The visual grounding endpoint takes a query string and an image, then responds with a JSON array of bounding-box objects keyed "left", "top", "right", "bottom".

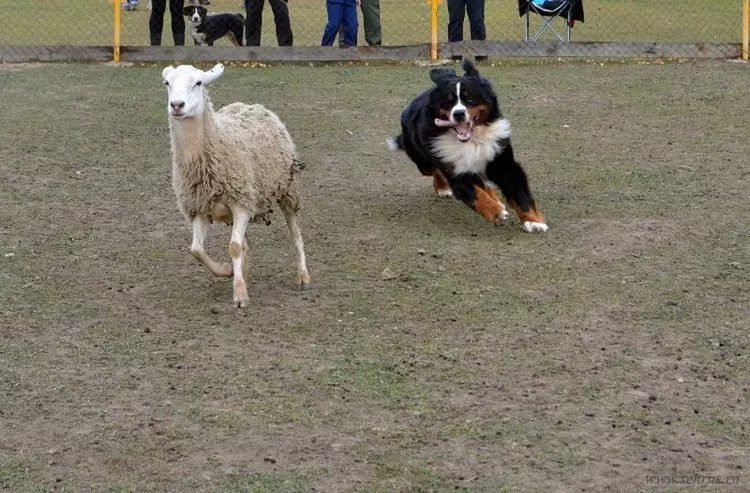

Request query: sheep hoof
[
  {"left": 297, "top": 271, "right": 311, "bottom": 289},
  {"left": 218, "top": 263, "right": 233, "bottom": 277},
  {"left": 234, "top": 281, "right": 249, "bottom": 307}
]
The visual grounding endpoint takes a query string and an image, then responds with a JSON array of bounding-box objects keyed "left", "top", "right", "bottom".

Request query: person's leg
[
  {"left": 322, "top": 1, "right": 344, "bottom": 46},
  {"left": 169, "top": 0, "right": 185, "bottom": 45},
  {"left": 341, "top": 2, "right": 358, "bottom": 47},
  {"left": 446, "top": 0, "right": 466, "bottom": 42},
  {"left": 149, "top": 0, "right": 166, "bottom": 45},
  {"left": 466, "top": 0, "right": 486, "bottom": 40},
  {"left": 268, "top": 0, "right": 293, "bottom": 46},
  {"left": 245, "top": 0, "right": 264, "bottom": 46},
  {"left": 360, "top": 0, "right": 381, "bottom": 46}
]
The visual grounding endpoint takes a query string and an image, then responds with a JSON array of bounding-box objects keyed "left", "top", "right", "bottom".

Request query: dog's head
[
  {"left": 183, "top": 5, "right": 207, "bottom": 26},
  {"left": 428, "top": 60, "right": 501, "bottom": 143}
]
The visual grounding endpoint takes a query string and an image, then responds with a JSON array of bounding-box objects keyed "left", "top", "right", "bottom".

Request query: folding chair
[{"left": 518, "top": 0, "right": 584, "bottom": 42}]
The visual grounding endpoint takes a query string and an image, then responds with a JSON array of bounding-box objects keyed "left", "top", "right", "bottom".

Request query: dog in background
[
  {"left": 388, "top": 59, "right": 548, "bottom": 233},
  {"left": 184, "top": 3, "right": 245, "bottom": 46}
]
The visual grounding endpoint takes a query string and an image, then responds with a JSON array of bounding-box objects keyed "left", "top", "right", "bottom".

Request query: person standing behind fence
[
  {"left": 150, "top": 0, "right": 185, "bottom": 45},
  {"left": 338, "top": 0, "right": 381, "bottom": 47},
  {"left": 245, "top": 0, "right": 294, "bottom": 46},
  {"left": 322, "top": 0, "right": 360, "bottom": 47},
  {"left": 447, "top": 0, "right": 486, "bottom": 43}
]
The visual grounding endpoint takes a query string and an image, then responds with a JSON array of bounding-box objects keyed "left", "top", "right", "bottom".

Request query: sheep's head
[{"left": 161, "top": 63, "right": 224, "bottom": 120}]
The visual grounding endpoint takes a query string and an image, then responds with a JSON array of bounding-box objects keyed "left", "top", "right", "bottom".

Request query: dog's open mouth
[{"left": 434, "top": 118, "right": 473, "bottom": 142}]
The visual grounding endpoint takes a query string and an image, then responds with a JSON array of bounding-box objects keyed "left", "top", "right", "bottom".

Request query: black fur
[
  {"left": 390, "top": 59, "right": 546, "bottom": 229},
  {"left": 184, "top": 6, "right": 244, "bottom": 46}
]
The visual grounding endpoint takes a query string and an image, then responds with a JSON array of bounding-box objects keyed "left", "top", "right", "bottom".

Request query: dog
[
  {"left": 387, "top": 60, "right": 548, "bottom": 233},
  {"left": 184, "top": 5, "right": 245, "bottom": 46}
]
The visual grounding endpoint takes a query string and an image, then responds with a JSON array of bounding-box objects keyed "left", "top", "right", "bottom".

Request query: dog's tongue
[
  {"left": 434, "top": 118, "right": 455, "bottom": 128},
  {"left": 455, "top": 122, "right": 472, "bottom": 141}
]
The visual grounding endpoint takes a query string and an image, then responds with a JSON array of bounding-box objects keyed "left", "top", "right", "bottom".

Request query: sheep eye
[
  {"left": 164, "top": 80, "right": 169, "bottom": 86},
  {"left": 195, "top": 81, "right": 202, "bottom": 86}
]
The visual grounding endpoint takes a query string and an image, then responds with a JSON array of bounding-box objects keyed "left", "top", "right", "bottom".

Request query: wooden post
[
  {"left": 431, "top": 0, "right": 439, "bottom": 61},
  {"left": 114, "top": 0, "right": 121, "bottom": 63},
  {"left": 743, "top": 0, "right": 749, "bottom": 60}
]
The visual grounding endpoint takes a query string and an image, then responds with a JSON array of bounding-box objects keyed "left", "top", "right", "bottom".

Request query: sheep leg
[
  {"left": 228, "top": 207, "right": 252, "bottom": 308},
  {"left": 190, "top": 215, "right": 232, "bottom": 277},
  {"left": 280, "top": 202, "right": 311, "bottom": 288}
]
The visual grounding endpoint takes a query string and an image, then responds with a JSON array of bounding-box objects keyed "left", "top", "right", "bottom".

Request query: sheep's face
[{"left": 162, "top": 63, "right": 224, "bottom": 120}]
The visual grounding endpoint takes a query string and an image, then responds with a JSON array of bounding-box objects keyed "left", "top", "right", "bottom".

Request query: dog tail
[{"left": 386, "top": 134, "right": 403, "bottom": 152}]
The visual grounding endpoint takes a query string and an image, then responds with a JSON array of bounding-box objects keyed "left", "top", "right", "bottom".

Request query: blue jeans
[{"left": 322, "top": 0, "right": 358, "bottom": 47}]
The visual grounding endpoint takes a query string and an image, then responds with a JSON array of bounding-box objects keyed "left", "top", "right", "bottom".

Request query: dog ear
[
  {"left": 429, "top": 68, "right": 456, "bottom": 85},
  {"left": 462, "top": 59, "right": 479, "bottom": 77}
]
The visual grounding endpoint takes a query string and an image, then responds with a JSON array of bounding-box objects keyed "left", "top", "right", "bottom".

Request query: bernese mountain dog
[{"left": 388, "top": 60, "right": 548, "bottom": 233}]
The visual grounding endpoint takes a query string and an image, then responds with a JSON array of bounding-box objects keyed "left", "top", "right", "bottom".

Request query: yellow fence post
[
  {"left": 114, "top": 0, "right": 121, "bottom": 63},
  {"left": 743, "top": 0, "right": 749, "bottom": 60},
  {"left": 427, "top": 0, "right": 441, "bottom": 62}
]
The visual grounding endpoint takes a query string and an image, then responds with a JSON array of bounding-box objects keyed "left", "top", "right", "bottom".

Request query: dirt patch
[{"left": 1, "top": 61, "right": 748, "bottom": 492}]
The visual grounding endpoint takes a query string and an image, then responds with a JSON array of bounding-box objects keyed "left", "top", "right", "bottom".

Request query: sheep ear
[
  {"left": 201, "top": 63, "right": 224, "bottom": 84},
  {"left": 162, "top": 65, "right": 175, "bottom": 79}
]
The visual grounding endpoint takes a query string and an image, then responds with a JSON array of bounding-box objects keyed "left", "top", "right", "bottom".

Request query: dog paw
[
  {"left": 494, "top": 208, "right": 509, "bottom": 226},
  {"left": 522, "top": 221, "right": 548, "bottom": 233},
  {"left": 436, "top": 189, "right": 453, "bottom": 198}
]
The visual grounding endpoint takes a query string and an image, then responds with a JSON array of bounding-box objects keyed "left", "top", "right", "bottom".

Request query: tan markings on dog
[
  {"left": 432, "top": 171, "right": 451, "bottom": 195},
  {"left": 486, "top": 187, "right": 500, "bottom": 203},
  {"left": 508, "top": 199, "right": 545, "bottom": 224},
  {"left": 438, "top": 108, "right": 451, "bottom": 120},
  {"left": 467, "top": 105, "right": 490, "bottom": 125},
  {"left": 472, "top": 185, "right": 503, "bottom": 223},
  {"left": 229, "top": 241, "right": 243, "bottom": 259}
]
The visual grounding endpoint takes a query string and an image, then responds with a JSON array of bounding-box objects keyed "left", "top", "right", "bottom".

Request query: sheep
[{"left": 161, "top": 63, "right": 310, "bottom": 307}]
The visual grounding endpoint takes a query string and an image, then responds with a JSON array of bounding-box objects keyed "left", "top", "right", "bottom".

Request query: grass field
[
  {"left": 0, "top": 59, "right": 748, "bottom": 492},
  {"left": 0, "top": 0, "right": 743, "bottom": 47}
]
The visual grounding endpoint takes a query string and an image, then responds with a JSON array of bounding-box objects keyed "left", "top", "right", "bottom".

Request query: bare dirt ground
[{"left": 0, "top": 60, "right": 748, "bottom": 492}]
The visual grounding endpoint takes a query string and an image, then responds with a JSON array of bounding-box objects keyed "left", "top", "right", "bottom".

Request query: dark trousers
[
  {"left": 322, "top": 0, "right": 358, "bottom": 47},
  {"left": 149, "top": 0, "right": 185, "bottom": 46},
  {"left": 245, "top": 0, "right": 293, "bottom": 46},
  {"left": 338, "top": 0, "right": 381, "bottom": 47},
  {"left": 447, "top": 0, "right": 486, "bottom": 42}
]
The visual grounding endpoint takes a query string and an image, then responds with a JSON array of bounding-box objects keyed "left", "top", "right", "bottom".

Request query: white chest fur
[{"left": 430, "top": 118, "right": 512, "bottom": 175}]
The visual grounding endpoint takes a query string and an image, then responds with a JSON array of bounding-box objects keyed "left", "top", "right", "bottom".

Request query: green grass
[
  {"left": 0, "top": 60, "right": 748, "bottom": 492},
  {"left": 0, "top": 0, "right": 742, "bottom": 47}
]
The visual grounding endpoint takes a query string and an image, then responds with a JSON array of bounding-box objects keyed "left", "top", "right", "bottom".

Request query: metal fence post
[
  {"left": 114, "top": 0, "right": 121, "bottom": 63},
  {"left": 743, "top": 0, "right": 749, "bottom": 60}
]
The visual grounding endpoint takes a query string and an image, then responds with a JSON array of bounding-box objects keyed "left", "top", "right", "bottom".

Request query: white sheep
[{"left": 161, "top": 63, "right": 310, "bottom": 307}]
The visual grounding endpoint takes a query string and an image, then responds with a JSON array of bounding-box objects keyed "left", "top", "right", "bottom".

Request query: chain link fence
[{"left": 0, "top": 0, "right": 746, "bottom": 62}]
